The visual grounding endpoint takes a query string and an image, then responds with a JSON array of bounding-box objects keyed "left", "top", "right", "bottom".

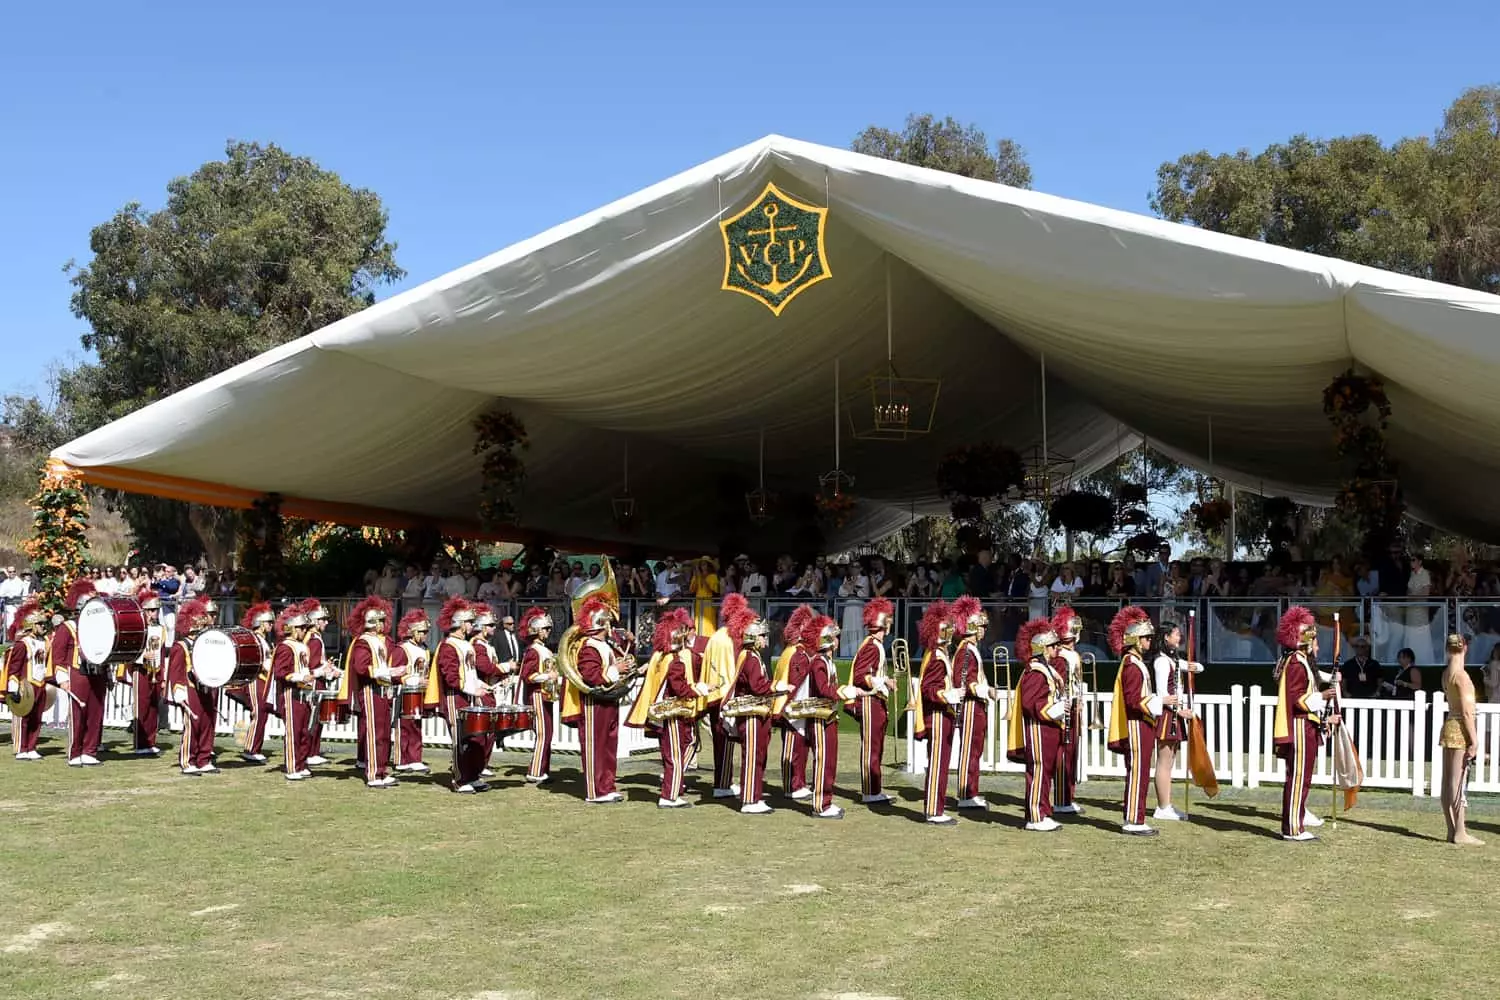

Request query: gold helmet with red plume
[
  {"left": 1108, "top": 606, "right": 1154, "bottom": 656},
  {"left": 438, "top": 597, "right": 476, "bottom": 634},
  {"left": 274, "top": 602, "right": 311, "bottom": 639},
  {"left": 178, "top": 598, "right": 214, "bottom": 635},
  {"left": 8, "top": 599, "right": 46, "bottom": 641},
  {"left": 472, "top": 605, "right": 498, "bottom": 628},
  {"left": 651, "top": 608, "right": 693, "bottom": 653},
  {"left": 802, "top": 614, "right": 839, "bottom": 652},
  {"left": 518, "top": 606, "right": 553, "bottom": 638},
  {"left": 135, "top": 587, "right": 161, "bottom": 612},
  {"left": 397, "top": 609, "right": 431, "bottom": 641},
  {"left": 919, "top": 600, "right": 954, "bottom": 650},
  {"left": 1051, "top": 605, "right": 1083, "bottom": 644},
  {"left": 576, "top": 593, "right": 614, "bottom": 634},
  {"left": 782, "top": 605, "right": 815, "bottom": 648},
  {"left": 949, "top": 596, "right": 987, "bottom": 638},
  {"left": 721, "top": 593, "right": 766, "bottom": 647},
  {"left": 1017, "top": 617, "right": 1061, "bottom": 660},
  {"left": 64, "top": 578, "right": 96, "bottom": 613},
  {"left": 302, "top": 599, "right": 330, "bottom": 626},
  {"left": 863, "top": 597, "right": 895, "bottom": 633},
  {"left": 345, "top": 596, "right": 392, "bottom": 635},
  {"left": 241, "top": 602, "right": 275, "bottom": 630},
  {"left": 1276, "top": 606, "right": 1318, "bottom": 650}
]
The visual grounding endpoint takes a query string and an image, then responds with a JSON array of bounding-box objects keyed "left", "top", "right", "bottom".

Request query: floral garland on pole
[
  {"left": 23, "top": 460, "right": 91, "bottom": 617},
  {"left": 1322, "top": 368, "right": 1403, "bottom": 551},
  {"left": 473, "top": 408, "right": 528, "bottom": 529},
  {"left": 236, "top": 493, "right": 288, "bottom": 602}
]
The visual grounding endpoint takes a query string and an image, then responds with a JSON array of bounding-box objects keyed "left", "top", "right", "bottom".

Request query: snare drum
[
  {"left": 77, "top": 596, "right": 148, "bottom": 666},
  {"left": 317, "top": 695, "right": 348, "bottom": 725},
  {"left": 191, "top": 626, "right": 263, "bottom": 688},
  {"left": 400, "top": 687, "right": 426, "bottom": 720},
  {"left": 494, "top": 703, "right": 533, "bottom": 732},
  {"left": 459, "top": 706, "right": 504, "bottom": 736}
]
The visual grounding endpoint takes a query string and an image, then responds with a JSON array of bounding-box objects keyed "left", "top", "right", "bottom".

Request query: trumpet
[
  {"left": 990, "top": 644, "right": 1013, "bottom": 720},
  {"left": 1084, "top": 651, "right": 1105, "bottom": 731}
]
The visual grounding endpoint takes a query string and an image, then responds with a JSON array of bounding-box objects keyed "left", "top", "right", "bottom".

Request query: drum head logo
[
  {"left": 78, "top": 599, "right": 117, "bottom": 666},
  {"left": 720, "top": 181, "right": 830, "bottom": 316}
]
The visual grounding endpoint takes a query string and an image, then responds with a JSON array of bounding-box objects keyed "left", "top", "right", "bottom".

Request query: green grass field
[{"left": 1, "top": 724, "right": 1492, "bottom": 1000}]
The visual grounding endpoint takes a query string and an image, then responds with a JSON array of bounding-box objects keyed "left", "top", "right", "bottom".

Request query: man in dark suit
[{"left": 1342, "top": 635, "right": 1382, "bottom": 698}]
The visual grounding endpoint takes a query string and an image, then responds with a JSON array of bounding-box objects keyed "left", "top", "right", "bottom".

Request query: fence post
[
  {"left": 1420, "top": 691, "right": 1437, "bottom": 798},
  {"left": 1246, "top": 684, "right": 1261, "bottom": 788},
  {"left": 1229, "top": 684, "right": 1245, "bottom": 788}
]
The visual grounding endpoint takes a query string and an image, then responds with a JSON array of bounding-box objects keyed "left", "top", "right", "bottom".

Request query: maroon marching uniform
[
  {"left": 306, "top": 630, "right": 330, "bottom": 762},
  {"left": 571, "top": 631, "right": 623, "bottom": 802},
  {"left": 1107, "top": 606, "right": 1160, "bottom": 834},
  {"left": 272, "top": 628, "right": 315, "bottom": 779},
  {"left": 390, "top": 637, "right": 430, "bottom": 771},
  {"left": 1274, "top": 607, "right": 1330, "bottom": 840},
  {"left": 690, "top": 632, "right": 735, "bottom": 795},
  {"left": 516, "top": 608, "right": 557, "bottom": 783},
  {"left": 732, "top": 646, "right": 774, "bottom": 809},
  {"left": 953, "top": 637, "right": 988, "bottom": 804},
  {"left": 51, "top": 580, "right": 101, "bottom": 763},
  {"left": 168, "top": 600, "right": 220, "bottom": 774},
  {"left": 805, "top": 645, "right": 843, "bottom": 816},
  {"left": 3, "top": 605, "right": 48, "bottom": 758},
  {"left": 1007, "top": 619, "right": 1070, "bottom": 829},
  {"left": 655, "top": 640, "right": 696, "bottom": 805},
  {"left": 845, "top": 632, "right": 890, "bottom": 801},
  {"left": 781, "top": 643, "right": 814, "bottom": 800},
  {"left": 128, "top": 596, "right": 167, "bottom": 755}
]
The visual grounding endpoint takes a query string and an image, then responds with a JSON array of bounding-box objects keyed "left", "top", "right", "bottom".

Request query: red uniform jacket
[
  {"left": 1274, "top": 650, "right": 1327, "bottom": 756},
  {"left": 784, "top": 648, "right": 813, "bottom": 702},
  {"left": 808, "top": 652, "right": 840, "bottom": 701},
  {"left": 520, "top": 641, "right": 552, "bottom": 700},
  {"left": 1007, "top": 660, "right": 1066, "bottom": 763},
  {"left": 166, "top": 640, "right": 196, "bottom": 701},
  {"left": 474, "top": 638, "right": 503, "bottom": 682},
  {"left": 47, "top": 622, "right": 80, "bottom": 680},
  {"left": 920, "top": 649, "right": 955, "bottom": 719},
  {"left": 953, "top": 640, "right": 985, "bottom": 702},
  {"left": 272, "top": 641, "right": 312, "bottom": 693},
  {"left": 846, "top": 636, "right": 885, "bottom": 717},
  {"left": 664, "top": 649, "right": 693, "bottom": 699},
  {"left": 575, "top": 636, "right": 613, "bottom": 688},
  {"left": 734, "top": 650, "right": 772, "bottom": 697},
  {"left": 437, "top": 637, "right": 476, "bottom": 710}
]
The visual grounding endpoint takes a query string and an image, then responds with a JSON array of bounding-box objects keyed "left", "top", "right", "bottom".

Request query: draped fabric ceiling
[{"left": 52, "top": 136, "right": 1500, "bottom": 551}]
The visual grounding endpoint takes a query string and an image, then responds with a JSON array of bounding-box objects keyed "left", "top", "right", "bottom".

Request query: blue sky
[{"left": 1, "top": 0, "right": 1493, "bottom": 401}]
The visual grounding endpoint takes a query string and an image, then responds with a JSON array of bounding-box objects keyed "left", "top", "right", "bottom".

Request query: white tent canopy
[{"left": 52, "top": 135, "right": 1500, "bottom": 551}]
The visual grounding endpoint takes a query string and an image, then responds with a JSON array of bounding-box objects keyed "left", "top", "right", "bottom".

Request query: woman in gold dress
[{"left": 1439, "top": 634, "right": 1483, "bottom": 846}]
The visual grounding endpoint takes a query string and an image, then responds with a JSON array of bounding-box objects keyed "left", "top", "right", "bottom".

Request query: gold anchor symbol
[{"left": 736, "top": 201, "right": 814, "bottom": 299}]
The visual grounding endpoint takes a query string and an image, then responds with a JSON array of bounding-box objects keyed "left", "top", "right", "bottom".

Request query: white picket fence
[
  {"left": 902, "top": 686, "right": 1500, "bottom": 798},
  {"left": 1, "top": 680, "right": 658, "bottom": 759}
]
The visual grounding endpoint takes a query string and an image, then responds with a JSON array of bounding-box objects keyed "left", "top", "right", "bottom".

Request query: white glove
[
  {"left": 501, "top": 661, "right": 518, "bottom": 675},
  {"left": 462, "top": 681, "right": 487, "bottom": 697},
  {"left": 974, "top": 682, "right": 991, "bottom": 700},
  {"left": 373, "top": 667, "right": 393, "bottom": 682},
  {"left": 1189, "top": 661, "right": 1205, "bottom": 674},
  {"left": 838, "top": 684, "right": 861, "bottom": 701},
  {"left": 1045, "top": 699, "right": 1071, "bottom": 721},
  {"left": 5, "top": 678, "right": 17, "bottom": 695},
  {"left": 943, "top": 689, "right": 964, "bottom": 706}
]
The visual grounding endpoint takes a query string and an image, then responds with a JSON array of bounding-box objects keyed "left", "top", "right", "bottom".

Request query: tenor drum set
[
  {"left": 77, "top": 595, "right": 148, "bottom": 670},
  {"left": 191, "top": 626, "right": 263, "bottom": 688}
]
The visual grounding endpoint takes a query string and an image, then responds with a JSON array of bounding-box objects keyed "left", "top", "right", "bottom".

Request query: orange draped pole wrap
[{"left": 1185, "top": 609, "right": 1219, "bottom": 805}]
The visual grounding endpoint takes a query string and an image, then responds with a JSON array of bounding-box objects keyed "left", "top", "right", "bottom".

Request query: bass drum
[
  {"left": 192, "top": 626, "right": 263, "bottom": 688},
  {"left": 77, "top": 596, "right": 148, "bottom": 666}
]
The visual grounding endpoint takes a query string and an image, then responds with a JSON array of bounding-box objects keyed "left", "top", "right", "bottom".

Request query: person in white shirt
[
  {"left": 0, "top": 567, "right": 25, "bottom": 635},
  {"left": 742, "top": 562, "right": 768, "bottom": 597},
  {"left": 441, "top": 567, "right": 467, "bottom": 601},
  {"left": 655, "top": 558, "right": 682, "bottom": 600},
  {"left": 1050, "top": 563, "right": 1084, "bottom": 600}
]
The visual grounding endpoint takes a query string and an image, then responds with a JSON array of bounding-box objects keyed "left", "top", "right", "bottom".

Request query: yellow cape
[
  {"left": 1106, "top": 653, "right": 1137, "bottom": 752},
  {"left": 625, "top": 650, "right": 674, "bottom": 728},
  {"left": 771, "top": 644, "right": 799, "bottom": 716},
  {"left": 910, "top": 650, "right": 933, "bottom": 740},
  {"left": 700, "top": 627, "right": 736, "bottom": 710}
]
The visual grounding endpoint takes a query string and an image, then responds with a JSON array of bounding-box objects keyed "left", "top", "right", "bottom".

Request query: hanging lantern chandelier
[
  {"left": 848, "top": 258, "right": 941, "bottom": 441},
  {"left": 1016, "top": 352, "right": 1074, "bottom": 501},
  {"left": 611, "top": 443, "right": 636, "bottom": 528},
  {"left": 744, "top": 428, "right": 776, "bottom": 525},
  {"left": 817, "top": 360, "right": 857, "bottom": 527}
]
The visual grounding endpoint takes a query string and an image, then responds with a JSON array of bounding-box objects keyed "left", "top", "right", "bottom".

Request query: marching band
[{"left": 3, "top": 574, "right": 1387, "bottom": 843}]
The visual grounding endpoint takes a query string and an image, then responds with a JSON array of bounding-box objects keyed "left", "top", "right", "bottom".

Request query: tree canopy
[
  {"left": 50, "top": 141, "right": 404, "bottom": 562},
  {"left": 852, "top": 113, "right": 1033, "bottom": 188}
]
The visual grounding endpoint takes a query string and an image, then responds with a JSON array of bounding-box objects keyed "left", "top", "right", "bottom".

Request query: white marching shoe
[
  {"left": 1302, "top": 811, "right": 1326, "bottom": 828},
  {"left": 16, "top": 751, "right": 42, "bottom": 761},
  {"left": 285, "top": 771, "right": 307, "bottom": 781},
  {"left": 1052, "top": 803, "right": 1083, "bottom": 815},
  {"left": 862, "top": 793, "right": 893, "bottom": 804},
  {"left": 788, "top": 788, "right": 813, "bottom": 801},
  {"left": 524, "top": 773, "right": 550, "bottom": 784},
  {"left": 926, "top": 814, "right": 957, "bottom": 825},
  {"left": 68, "top": 757, "right": 85, "bottom": 767},
  {"left": 240, "top": 752, "right": 267, "bottom": 763},
  {"left": 956, "top": 796, "right": 988, "bottom": 809},
  {"left": 740, "top": 800, "right": 773, "bottom": 814},
  {"left": 480, "top": 768, "right": 495, "bottom": 778},
  {"left": 1283, "top": 831, "right": 1319, "bottom": 842},
  {"left": 454, "top": 783, "right": 477, "bottom": 794},
  {"left": 712, "top": 787, "right": 737, "bottom": 798},
  {"left": 587, "top": 792, "right": 624, "bottom": 804},
  {"left": 1025, "top": 818, "right": 1062, "bottom": 832},
  {"left": 1153, "top": 806, "right": 1185, "bottom": 821},
  {"left": 80, "top": 755, "right": 101, "bottom": 766},
  {"left": 815, "top": 805, "right": 845, "bottom": 820},
  {"left": 305, "top": 755, "right": 329, "bottom": 766},
  {"left": 1121, "top": 823, "right": 1159, "bottom": 837},
  {"left": 658, "top": 797, "right": 693, "bottom": 809}
]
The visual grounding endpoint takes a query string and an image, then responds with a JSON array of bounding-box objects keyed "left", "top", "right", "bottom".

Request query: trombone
[
  {"left": 1084, "top": 651, "right": 1105, "bottom": 731},
  {"left": 990, "top": 644, "right": 1013, "bottom": 720},
  {"left": 888, "top": 638, "right": 911, "bottom": 769}
]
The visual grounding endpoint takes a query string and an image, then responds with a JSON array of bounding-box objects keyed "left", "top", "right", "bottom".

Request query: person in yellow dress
[
  {"left": 1439, "top": 633, "right": 1483, "bottom": 846},
  {"left": 689, "top": 557, "right": 720, "bottom": 635}
]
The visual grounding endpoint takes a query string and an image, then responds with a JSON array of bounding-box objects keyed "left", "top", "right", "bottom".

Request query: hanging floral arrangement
[
  {"left": 237, "top": 493, "right": 288, "bottom": 602},
  {"left": 473, "top": 407, "right": 529, "bottom": 528},
  {"left": 935, "top": 443, "right": 1024, "bottom": 501},
  {"left": 1321, "top": 368, "right": 1403, "bottom": 550},
  {"left": 1124, "top": 530, "right": 1165, "bottom": 555},
  {"left": 814, "top": 488, "right": 858, "bottom": 529},
  {"left": 1190, "top": 497, "right": 1234, "bottom": 536},
  {"left": 23, "top": 460, "right": 91, "bottom": 617},
  {"left": 1048, "top": 490, "right": 1116, "bottom": 535}
]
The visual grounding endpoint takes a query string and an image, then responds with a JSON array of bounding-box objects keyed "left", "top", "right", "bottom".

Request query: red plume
[
  {"left": 918, "top": 600, "right": 952, "bottom": 650},
  {"left": 178, "top": 598, "right": 211, "bottom": 629},
  {"left": 652, "top": 607, "right": 691, "bottom": 653},
  {"left": 273, "top": 601, "right": 302, "bottom": 640},
  {"left": 782, "top": 605, "right": 815, "bottom": 646},
  {"left": 64, "top": 578, "right": 96, "bottom": 611},
  {"left": 800, "top": 614, "right": 835, "bottom": 649},
  {"left": 1277, "top": 605, "right": 1317, "bottom": 649},
  {"left": 1051, "top": 605, "right": 1080, "bottom": 636},
  {"left": 517, "top": 606, "right": 551, "bottom": 638},
  {"left": 1108, "top": 606, "right": 1151, "bottom": 656},
  {"left": 720, "top": 593, "right": 758, "bottom": 642},
  {"left": 949, "top": 596, "right": 983, "bottom": 629},
  {"left": 240, "top": 602, "right": 273, "bottom": 630},
  {"left": 397, "top": 609, "right": 431, "bottom": 640},
  {"left": 577, "top": 594, "right": 613, "bottom": 630},
  {"left": 1016, "top": 617, "right": 1053, "bottom": 660},
  {"left": 437, "top": 597, "right": 472, "bottom": 633},
  {"left": 7, "top": 599, "right": 42, "bottom": 642},
  {"left": 345, "top": 596, "right": 392, "bottom": 635},
  {"left": 862, "top": 597, "right": 894, "bottom": 630}
]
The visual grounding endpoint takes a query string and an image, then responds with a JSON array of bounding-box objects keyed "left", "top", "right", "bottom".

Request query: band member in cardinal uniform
[
  {"left": 233, "top": 603, "right": 276, "bottom": 764},
  {"left": 342, "top": 597, "right": 403, "bottom": 789},
  {"left": 689, "top": 624, "right": 736, "bottom": 801},
  {"left": 128, "top": 588, "right": 166, "bottom": 756},
  {"left": 801, "top": 614, "right": 861, "bottom": 820},
  {"left": 271, "top": 603, "right": 317, "bottom": 780},
  {"left": 1150, "top": 616, "right": 1205, "bottom": 822},
  {"left": 562, "top": 594, "right": 629, "bottom": 804},
  {"left": 391, "top": 610, "right": 433, "bottom": 774},
  {"left": 774, "top": 605, "right": 815, "bottom": 801},
  {"left": 301, "top": 601, "right": 336, "bottom": 766},
  {"left": 914, "top": 601, "right": 964, "bottom": 824},
  {"left": 517, "top": 606, "right": 559, "bottom": 784},
  {"left": 169, "top": 598, "right": 221, "bottom": 775},
  {"left": 718, "top": 594, "right": 775, "bottom": 814},
  {"left": 50, "top": 579, "right": 99, "bottom": 766},
  {"left": 846, "top": 597, "right": 897, "bottom": 805},
  {"left": 1049, "top": 606, "right": 1086, "bottom": 814},
  {"left": 627, "top": 608, "right": 700, "bottom": 808},
  {"left": 950, "top": 597, "right": 1001, "bottom": 810},
  {"left": 1273, "top": 606, "right": 1340, "bottom": 842},
  {"left": 471, "top": 607, "right": 508, "bottom": 775},
  {"left": 3, "top": 601, "right": 50, "bottom": 760},
  {"left": 434, "top": 598, "right": 487, "bottom": 793},
  {"left": 1106, "top": 606, "right": 1166, "bottom": 836},
  {"left": 1007, "top": 618, "right": 1073, "bottom": 832}
]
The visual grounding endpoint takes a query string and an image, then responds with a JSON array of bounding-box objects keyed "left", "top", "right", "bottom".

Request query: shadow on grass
[{"left": 1335, "top": 816, "right": 1446, "bottom": 842}]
